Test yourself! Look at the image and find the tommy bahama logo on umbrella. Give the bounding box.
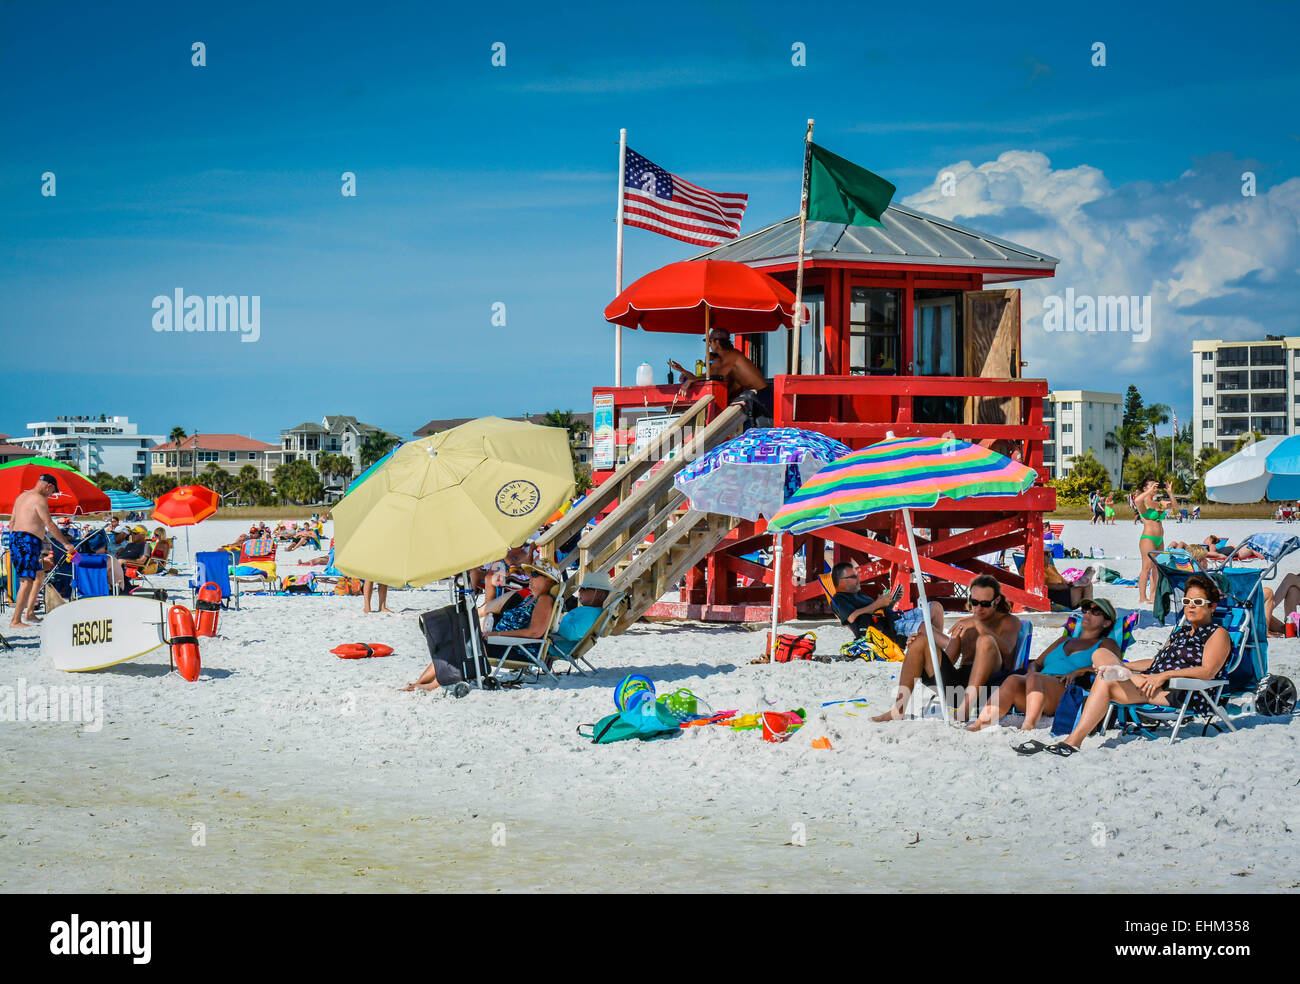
[495,480,540,517]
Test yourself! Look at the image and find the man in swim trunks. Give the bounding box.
[671,329,773,426]
[8,474,76,628]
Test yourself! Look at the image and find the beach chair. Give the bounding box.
[72,555,115,599]
[1011,618,1034,671]
[232,536,279,595]
[1116,538,1298,740]
[482,576,570,685]
[548,590,627,676]
[191,550,238,610]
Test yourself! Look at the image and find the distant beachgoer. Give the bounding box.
[1104,493,1116,524]
[1134,479,1174,604]
[8,474,76,628]
[362,579,391,614]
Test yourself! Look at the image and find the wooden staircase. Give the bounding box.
[535,396,746,634]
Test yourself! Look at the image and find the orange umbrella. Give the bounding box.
[604,259,798,335]
[152,485,219,566]
[152,485,219,526]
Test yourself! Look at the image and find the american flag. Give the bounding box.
[622,149,748,248]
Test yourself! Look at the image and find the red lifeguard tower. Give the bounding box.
[537,204,1059,628]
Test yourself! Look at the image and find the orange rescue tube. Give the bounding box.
[330,643,393,659]
[193,582,222,638]
[168,605,201,682]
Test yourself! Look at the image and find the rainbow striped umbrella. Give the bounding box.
[770,435,1037,534]
[770,435,1037,718]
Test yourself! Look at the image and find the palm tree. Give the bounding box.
[1142,403,1171,470]
[169,426,188,444]
[359,431,400,468]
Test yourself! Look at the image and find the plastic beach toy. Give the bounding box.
[615,674,655,711]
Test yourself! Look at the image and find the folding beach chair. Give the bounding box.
[232,536,279,596]
[1117,536,1298,740]
[547,590,627,677]
[191,551,238,610]
[483,574,570,685]
[72,555,115,599]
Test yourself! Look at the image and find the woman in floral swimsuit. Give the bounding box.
[1026,574,1230,755]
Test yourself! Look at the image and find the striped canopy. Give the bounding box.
[769,435,1038,535]
[105,490,155,510]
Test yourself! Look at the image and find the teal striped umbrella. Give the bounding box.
[771,435,1037,719]
[105,490,155,511]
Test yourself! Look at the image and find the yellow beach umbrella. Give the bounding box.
[332,417,575,586]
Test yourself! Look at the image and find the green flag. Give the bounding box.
[806,143,896,228]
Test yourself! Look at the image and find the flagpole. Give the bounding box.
[791,119,814,375]
[615,128,628,387]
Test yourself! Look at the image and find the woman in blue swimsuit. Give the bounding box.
[967,598,1120,733]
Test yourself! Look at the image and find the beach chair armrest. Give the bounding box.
[1165,676,1225,692]
[482,634,542,647]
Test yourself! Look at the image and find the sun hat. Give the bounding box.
[131,525,147,535]
[1079,597,1117,622]
[579,572,613,592]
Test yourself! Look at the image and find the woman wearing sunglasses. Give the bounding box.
[968,598,1120,735]
[1028,574,1231,756]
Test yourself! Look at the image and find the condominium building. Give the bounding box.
[9,415,164,481]
[1041,390,1123,484]
[149,434,280,481]
[1192,336,1300,453]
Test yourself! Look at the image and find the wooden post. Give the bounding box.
[791,119,815,374]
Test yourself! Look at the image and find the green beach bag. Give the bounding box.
[578,703,682,744]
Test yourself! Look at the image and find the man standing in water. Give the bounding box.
[8,474,76,628]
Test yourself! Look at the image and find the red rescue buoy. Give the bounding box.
[330,643,393,659]
[194,582,222,638]
[168,605,201,682]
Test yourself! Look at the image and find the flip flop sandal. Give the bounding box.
[1013,740,1049,755]
[1047,742,1079,757]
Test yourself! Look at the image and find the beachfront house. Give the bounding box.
[262,415,389,497]
[149,434,279,483]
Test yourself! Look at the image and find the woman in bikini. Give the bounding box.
[968,598,1120,734]
[1024,575,1231,756]
[1134,478,1175,604]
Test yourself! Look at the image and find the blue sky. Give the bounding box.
[2,0,1298,445]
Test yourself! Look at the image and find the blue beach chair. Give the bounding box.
[191,550,238,610]
[1122,534,1299,740]
[73,555,114,599]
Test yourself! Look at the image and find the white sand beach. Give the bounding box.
[2,518,1297,892]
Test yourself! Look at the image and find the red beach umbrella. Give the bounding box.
[0,458,110,515]
[604,259,798,335]
[152,485,220,527]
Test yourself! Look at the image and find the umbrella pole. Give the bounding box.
[902,508,947,722]
[769,532,782,666]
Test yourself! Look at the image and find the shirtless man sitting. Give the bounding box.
[872,574,1021,723]
[671,329,772,425]
[8,474,76,628]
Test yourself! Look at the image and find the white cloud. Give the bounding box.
[901,152,1300,387]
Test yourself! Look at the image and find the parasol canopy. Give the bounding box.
[604,259,798,335]
[0,457,110,515]
[152,485,220,527]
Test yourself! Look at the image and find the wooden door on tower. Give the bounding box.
[963,289,1021,426]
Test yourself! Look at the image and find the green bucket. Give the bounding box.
[658,688,700,717]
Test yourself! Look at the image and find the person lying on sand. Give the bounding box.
[967,599,1119,732]
[872,575,1021,723]
[1019,575,1230,757]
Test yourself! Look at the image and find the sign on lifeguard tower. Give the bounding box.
[593,393,615,469]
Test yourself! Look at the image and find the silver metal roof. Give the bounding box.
[691,203,1058,276]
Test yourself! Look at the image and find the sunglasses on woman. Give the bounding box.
[968,597,998,609]
[1182,597,1214,608]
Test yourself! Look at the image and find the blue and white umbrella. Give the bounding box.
[1205,436,1300,503]
[674,428,850,659]
[105,490,155,511]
